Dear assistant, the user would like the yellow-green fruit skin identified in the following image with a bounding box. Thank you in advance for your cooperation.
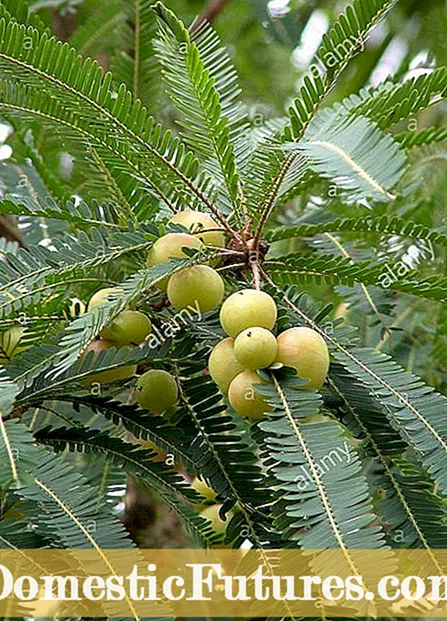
[136,369,178,413]
[208,338,244,393]
[220,289,277,337]
[234,327,277,370]
[146,233,203,291]
[191,477,217,504]
[80,340,137,385]
[88,288,119,311]
[0,326,25,359]
[169,210,225,248]
[100,310,152,345]
[200,503,228,535]
[167,265,224,313]
[276,327,329,389]
[228,370,270,420]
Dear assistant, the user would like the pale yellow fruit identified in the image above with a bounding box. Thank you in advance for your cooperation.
[167,265,224,314]
[228,370,271,420]
[136,369,178,413]
[234,327,277,370]
[200,503,229,535]
[0,326,25,360]
[208,338,244,393]
[80,340,137,385]
[191,477,217,503]
[169,210,225,248]
[220,289,277,337]
[88,287,120,311]
[146,233,203,290]
[275,327,329,389]
[100,310,152,345]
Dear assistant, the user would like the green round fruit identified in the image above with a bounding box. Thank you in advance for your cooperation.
[169,210,225,248]
[88,287,120,311]
[136,369,179,413]
[208,338,244,393]
[100,310,152,345]
[200,503,229,535]
[0,326,25,360]
[167,265,224,313]
[275,327,329,389]
[234,327,277,370]
[146,233,203,291]
[80,339,137,385]
[220,289,277,337]
[191,477,217,504]
[228,370,270,419]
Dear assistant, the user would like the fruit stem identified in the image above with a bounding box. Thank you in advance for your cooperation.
[250,256,262,290]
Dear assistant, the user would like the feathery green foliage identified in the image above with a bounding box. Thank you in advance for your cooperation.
[0,1,446,611]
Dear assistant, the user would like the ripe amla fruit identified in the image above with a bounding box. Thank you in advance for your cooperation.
[169,210,225,248]
[146,233,203,290]
[100,309,152,345]
[275,327,329,389]
[0,326,25,360]
[88,287,120,311]
[220,289,277,337]
[228,370,271,419]
[136,369,178,413]
[80,340,137,385]
[234,327,277,370]
[167,265,224,313]
[208,338,244,393]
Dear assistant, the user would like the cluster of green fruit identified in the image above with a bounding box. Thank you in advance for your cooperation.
[82,290,180,413]
[209,289,330,419]
[146,209,225,314]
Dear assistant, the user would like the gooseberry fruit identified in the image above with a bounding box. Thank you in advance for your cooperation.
[0,326,25,360]
[275,326,330,389]
[80,340,137,385]
[146,233,203,290]
[169,210,225,248]
[191,477,217,504]
[100,310,152,345]
[228,370,271,419]
[200,503,229,535]
[88,287,120,311]
[220,289,277,337]
[208,338,244,393]
[136,369,178,413]
[167,265,224,313]
[234,327,277,370]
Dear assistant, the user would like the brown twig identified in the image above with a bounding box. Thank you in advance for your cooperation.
[194,0,234,27]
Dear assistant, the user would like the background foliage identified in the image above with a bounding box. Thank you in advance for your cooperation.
[0,0,447,619]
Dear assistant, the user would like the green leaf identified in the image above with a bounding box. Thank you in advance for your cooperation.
[267,214,447,246]
[343,67,447,129]
[329,366,447,550]
[289,110,406,202]
[35,426,199,505]
[109,0,160,109]
[266,252,447,304]
[20,455,134,548]
[154,3,249,216]
[334,347,447,497]
[0,17,225,220]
